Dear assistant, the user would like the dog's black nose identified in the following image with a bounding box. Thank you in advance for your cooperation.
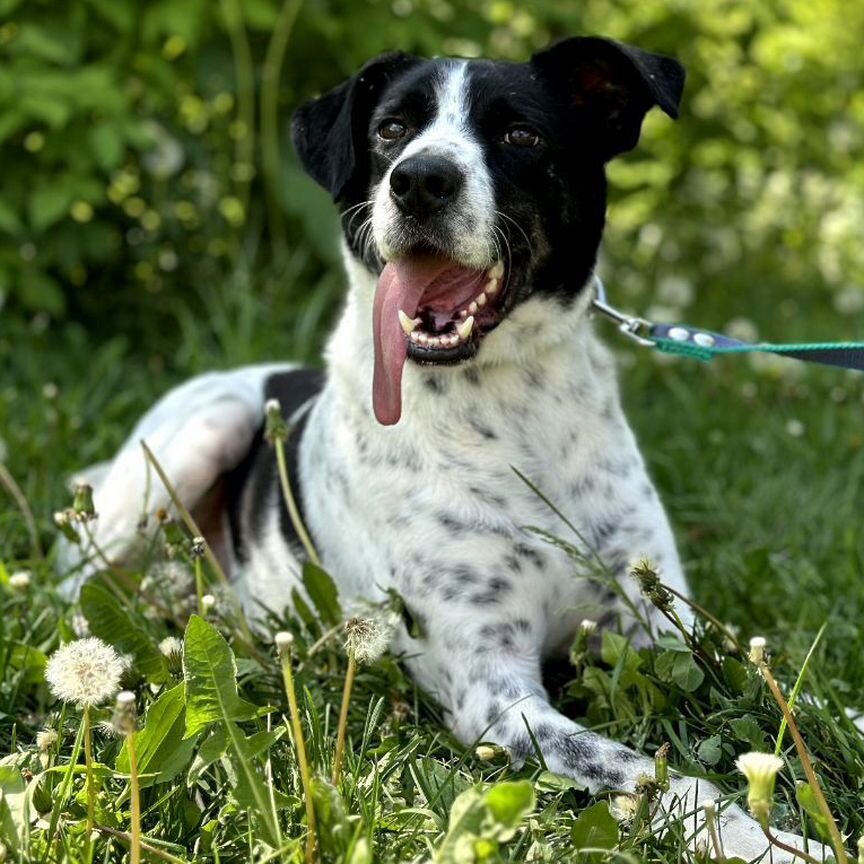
[389,155,463,216]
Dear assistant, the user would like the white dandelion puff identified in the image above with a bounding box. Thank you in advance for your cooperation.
[45,637,127,707]
[36,729,58,752]
[9,571,31,591]
[344,612,399,665]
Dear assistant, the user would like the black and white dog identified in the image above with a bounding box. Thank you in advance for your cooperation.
[64,37,839,861]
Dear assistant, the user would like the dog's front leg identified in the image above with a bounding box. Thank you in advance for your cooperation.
[403,617,834,863]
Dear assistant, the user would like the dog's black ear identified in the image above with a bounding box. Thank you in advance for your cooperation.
[531,36,685,160]
[292,52,420,202]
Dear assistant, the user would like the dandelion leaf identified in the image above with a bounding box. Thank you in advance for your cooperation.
[182,615,257,737]
[80,582,168,684]
[116,683,198,786]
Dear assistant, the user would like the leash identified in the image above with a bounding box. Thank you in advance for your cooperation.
[591,275,864,373]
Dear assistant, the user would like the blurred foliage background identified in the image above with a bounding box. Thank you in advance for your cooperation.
[2,0,864,354]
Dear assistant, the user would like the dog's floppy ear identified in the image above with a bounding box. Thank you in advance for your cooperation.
[531,36,685,160]
[292,52,420,202]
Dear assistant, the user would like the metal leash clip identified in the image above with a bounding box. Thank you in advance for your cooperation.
[590,274,656,347]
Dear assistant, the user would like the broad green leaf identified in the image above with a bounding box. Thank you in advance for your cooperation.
[485,780,535,833]
[697,734,724,766]
[601,631,643,672]
[182,616,257,737]
[116,684,197,787]
[729,715,768,752]
[571,801,620,860]
[225,727,289,811]
[81,582,168,684]
[8,642,47,684]
[434,781,535,863]
[187,727,227,787]
[301,562,342,626]
[0,766,26,855]
[655,649,705,692]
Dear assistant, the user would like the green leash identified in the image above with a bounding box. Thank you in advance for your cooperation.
[591,276,864,373]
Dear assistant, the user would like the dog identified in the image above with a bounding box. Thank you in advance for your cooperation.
[61,37,843,861]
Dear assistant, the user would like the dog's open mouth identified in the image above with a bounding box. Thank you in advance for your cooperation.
[372,254,507,425]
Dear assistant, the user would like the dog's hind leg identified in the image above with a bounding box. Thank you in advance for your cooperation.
[409,622,836,863]
[57,363,294,595]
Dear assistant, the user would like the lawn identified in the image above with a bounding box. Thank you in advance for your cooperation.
[1,263,863,862]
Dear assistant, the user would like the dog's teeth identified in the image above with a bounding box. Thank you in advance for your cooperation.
[484,278,498,296]
[468,301,478,315]
[456,316,474,341]
[476,292,487,308]
[449,334,459,347]
[418,332,429,345]
[458,309,468,319]
[488,261,504,280]
[409,330,421,342]
[398,309,419,334]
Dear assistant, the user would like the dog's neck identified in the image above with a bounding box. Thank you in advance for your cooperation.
[322,244,613,434]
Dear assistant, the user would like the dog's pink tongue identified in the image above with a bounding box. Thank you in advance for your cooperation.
[373,256,452,425]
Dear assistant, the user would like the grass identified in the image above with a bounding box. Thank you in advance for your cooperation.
[1,259,863,863]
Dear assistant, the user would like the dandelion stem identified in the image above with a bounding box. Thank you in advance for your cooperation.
[332,652,357,785]
[277,635,317,862]
[757,660,848,864]
[194,556,205,617]
[83,705,96,855]
[0,461,41,561]
[95,827,186,864]
[273,434,321,566]
[127,729,142,864]
[139,442,229,586]
[762,827,823,864]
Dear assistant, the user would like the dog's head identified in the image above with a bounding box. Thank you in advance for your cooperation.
[293,37,684,424]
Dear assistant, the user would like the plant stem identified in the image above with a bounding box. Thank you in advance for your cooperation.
[278,639,317,862]
[758,662,848,864]
[194,556,205,617]
[0,461,41,561]
[127,730,142,864]
[261,0,304,248]
[763,827,823,864]
[83,705,96,857]
[332,652,356,785]
[273,434,321,566]
[95,828,187,864]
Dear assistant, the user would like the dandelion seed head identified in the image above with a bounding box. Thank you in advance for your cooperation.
[344,612,398,665]
[112,690,138,736]
[748,636,767,665]
[45,637,127,707]
[36,729,58,751]
[159,636,183,657]
[9,571,31,591]
[274,631,294,655]
[610,794,639,824]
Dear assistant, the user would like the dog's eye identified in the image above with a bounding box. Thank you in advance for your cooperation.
[378,120,407,141]
[504,126,542,148]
